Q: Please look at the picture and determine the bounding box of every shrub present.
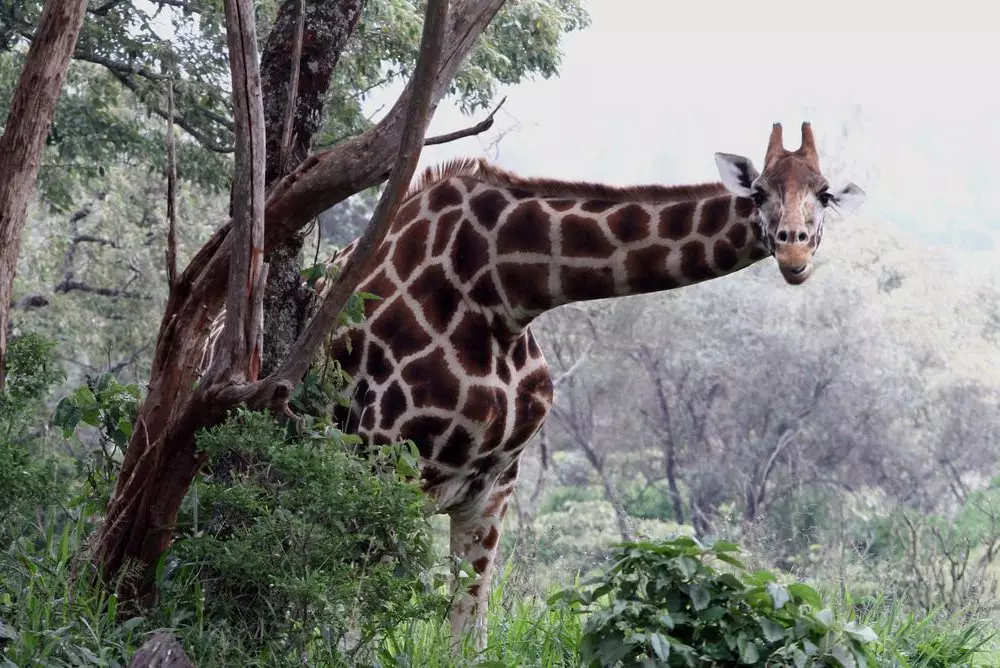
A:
[169,408,447,665]
[552,535,877,667]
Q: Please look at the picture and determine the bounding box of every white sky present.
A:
[366,0,1000,251]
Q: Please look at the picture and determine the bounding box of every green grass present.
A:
[2,513,999,667]
[378,560,584,667]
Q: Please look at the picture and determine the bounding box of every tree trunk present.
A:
[91,0,497,600]
[259,0,364,376]
[0,0,88,392]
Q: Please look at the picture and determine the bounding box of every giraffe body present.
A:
[201,123,866,650]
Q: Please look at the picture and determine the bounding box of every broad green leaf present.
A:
[767,582,790,610]
[788,582,824,608]
[649,632,671,661]
[844,620,877,643]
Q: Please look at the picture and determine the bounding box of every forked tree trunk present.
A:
[91,0,500,600]
[0,0,88,392]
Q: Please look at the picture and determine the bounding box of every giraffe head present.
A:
[713,122,865,284]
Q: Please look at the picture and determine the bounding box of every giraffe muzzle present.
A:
[774,245,814,285]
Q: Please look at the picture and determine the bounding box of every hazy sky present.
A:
[367,0,1000,251]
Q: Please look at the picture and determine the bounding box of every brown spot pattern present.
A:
[727,223,749,249]
[428,181,463,211]
[392,219,430,281]
[607,204,651,243]
[680,241,715,282]
[402,348,461,409]
[398,415,451,458]
[626,245,674,294]
[581,200,615,213]
[497,263,549,311]
[452,220,489,282]
[561,265,616,301]
[432,210,460,256]
[697,196,731,237]
[498,201,551,255]
[365,342,394,384]
[370,299,433,358]
[659,201,696,240]
[450,312,494,376]
[409,265,462,333]
[713,239,740,272]
[379,381,408,428]
[438,427,473,467]
[561,214,616,258]
[469,189,509,229]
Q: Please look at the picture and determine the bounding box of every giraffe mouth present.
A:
[779,261,813,285]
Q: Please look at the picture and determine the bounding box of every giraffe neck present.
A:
[472,184,768,328]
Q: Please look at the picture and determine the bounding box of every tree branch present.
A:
[423,95,506,146]
[165,79,179,289]
[106,69,235,153]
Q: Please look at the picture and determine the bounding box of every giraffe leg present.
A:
[448,489,510,653]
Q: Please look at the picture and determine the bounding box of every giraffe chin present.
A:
[778,261,813,285]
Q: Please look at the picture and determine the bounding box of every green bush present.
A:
[0,333,63,534]
[553,535,878,667]
[169,408,447,665]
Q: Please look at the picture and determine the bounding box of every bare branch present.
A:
[53,280,146,299]
[424,95,506,146]
[165,79,179,289]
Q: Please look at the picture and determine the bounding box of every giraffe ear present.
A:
[714,152,760,197]
[827,182,866,216]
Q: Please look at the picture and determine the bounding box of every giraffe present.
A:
[199,122,865,649]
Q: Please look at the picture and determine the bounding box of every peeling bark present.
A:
[0,0,88,391]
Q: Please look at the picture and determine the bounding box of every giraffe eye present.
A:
[750,188,766,207]
[817,189,833,207]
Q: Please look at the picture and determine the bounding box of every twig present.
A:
[278,0,306,177]
[165,78,178,289]
[423,95,506,146]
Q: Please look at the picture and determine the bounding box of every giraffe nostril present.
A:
[776,230,788,243]
[797,231,808,242]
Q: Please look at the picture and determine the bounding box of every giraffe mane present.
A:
[404,156,728,203]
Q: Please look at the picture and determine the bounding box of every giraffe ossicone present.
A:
[199,121,865,651]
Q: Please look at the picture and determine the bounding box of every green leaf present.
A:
[711,539,740,553]
[814,608,835,627]
[737,635,760,664]
[117,416,134,440]
[830,643,857,668]
[715,552,747,570]
[844,620,877,643]
[759,617,785,643]
[649,632,671,661]
[788,582,824,608]
[767,582,790,610]
[688,585,710,611]
[52,397,82,437]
